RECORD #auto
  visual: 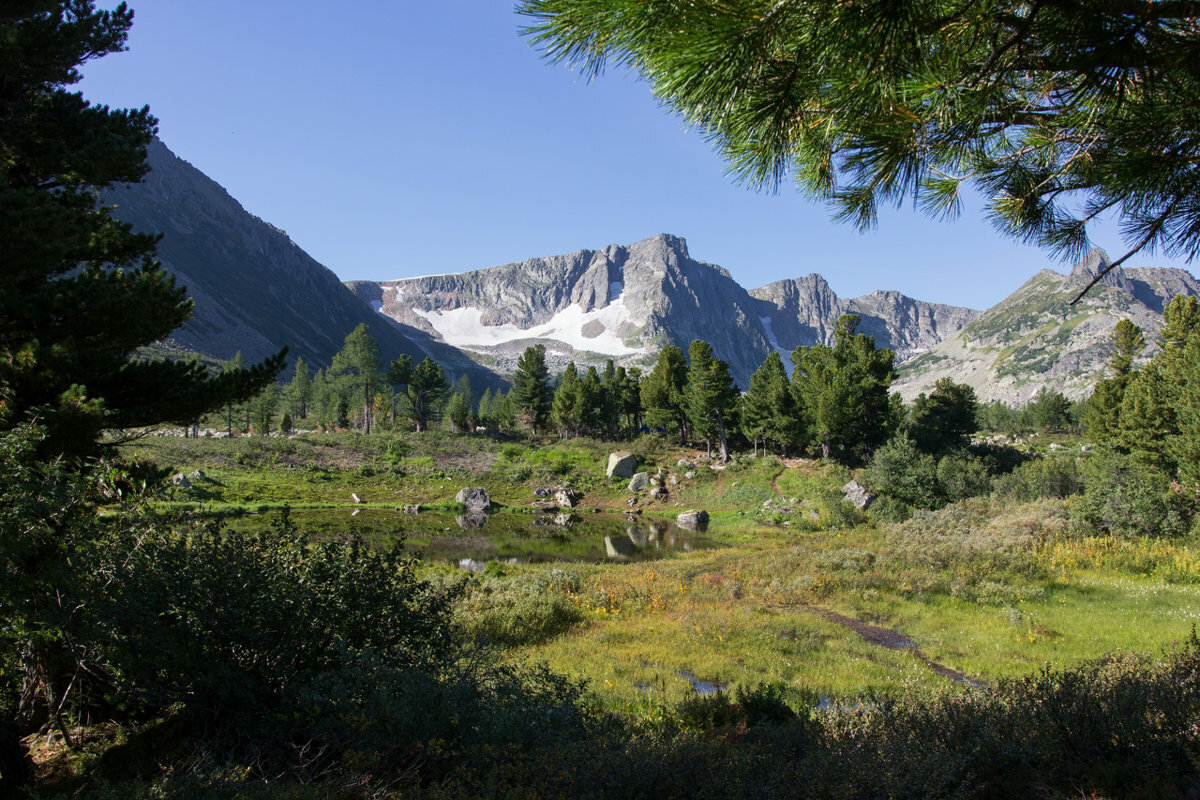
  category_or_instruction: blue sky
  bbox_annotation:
[78,1,1192,310]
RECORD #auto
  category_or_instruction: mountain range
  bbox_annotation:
[108,140,1199,404]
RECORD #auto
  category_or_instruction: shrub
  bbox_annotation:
[992,453,1083,501]
[861,433,941,508]
[1074,451,1191,537]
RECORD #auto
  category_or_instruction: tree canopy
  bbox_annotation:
[521,0,1200,298]
[0,0,284,456]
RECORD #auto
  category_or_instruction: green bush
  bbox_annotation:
[991,453,1083,501]
[1074,451,1191,537]
[861,433,941,508]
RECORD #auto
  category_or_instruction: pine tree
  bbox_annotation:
[552,362,584,437]
[791,315,895,463]
[284,357,313,421]
[907,378,978,456]
[0,2,284,457]
[511,345,552,435]
[641,345,688,444]
[742,351,802,456]
[684,340,740,462]
[581,366,603,434]
[522,0,1200,292]
[1084,320,1146,443]
[330,324,384,434]
[405,358,448,432]
[445,391,472,433]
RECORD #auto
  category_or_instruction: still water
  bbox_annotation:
[220,507,717,566]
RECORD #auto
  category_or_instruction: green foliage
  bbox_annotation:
[511,345,553,434]
[0,3,286,458]
[684,340,740,462]
[404,356,448,432]
[861,433,940,510]
[991,454,1083,502]
[552,361,585,436]
[641,344,688,444]
[742,351,803,456]
[1074,452,1190,538]
[791,314,895,464]
[906,378,977,456]
[329,324,385,433]
[457,570,586,648]
[521,0,1200,280]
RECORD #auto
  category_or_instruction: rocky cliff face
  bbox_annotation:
[352,234,776,385]
[104,139,486,381]
[749,278,979,361]
[895,248,1200,403]
[352,235,977,386]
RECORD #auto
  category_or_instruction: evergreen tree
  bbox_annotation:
[641,345,688,444]
[599,359,620,437]
[284,357,313,421]
[907,378,978,456]
[551,362,585,437]
[249,383,280,436]
[617,366,642,433]
[791,315,895,463]
[0,2,284,457]
[221,351,246,435]
[581,365,603,434]
[684,340,740,462]
[511,345,552,434]
[1084,320,1146,442]
[742,351,802,456]
[405,358,448,432]
[331,324,384,434]
[445,391,472,433]
[1025,387,1073,432]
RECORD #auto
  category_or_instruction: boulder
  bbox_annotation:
[555,488,581,508]
[628,472,650,492]
[188,469,206,482]
[607,451,638,479]
[842,480,876,510]
[170,473,191,489]
[650,487,668,501]
[455,487,491,513]
[676,509,709,531]
[402,504,420,514]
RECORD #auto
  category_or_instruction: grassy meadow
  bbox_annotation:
[119,428,1200,710]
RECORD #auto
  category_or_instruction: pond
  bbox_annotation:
[219,507,718,566]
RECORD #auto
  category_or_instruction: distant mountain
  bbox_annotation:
[350,234,978,386]
[895,249,1200,403]
[103,139,487,382]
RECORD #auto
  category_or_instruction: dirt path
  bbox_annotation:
[773,603,984,687]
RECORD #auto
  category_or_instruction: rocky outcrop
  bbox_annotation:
[455,487,491,513]
[895,248,1200,403]
[676,509,710,530]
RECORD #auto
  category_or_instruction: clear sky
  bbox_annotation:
[77,1,1193,310]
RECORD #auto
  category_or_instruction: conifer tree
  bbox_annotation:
[511,345,552,434]
[791,315,895,463]
[742,351,802,456]
[1084,320,1145,443]
[522,0,1200,294]
[331,324,384,434]
[907,378,978,456]
[552,362,584,437]
[641,345,688,444]
[405,357,448,432]
[0,2,284,457]
[285,357,313,421]
[684,340,740,462]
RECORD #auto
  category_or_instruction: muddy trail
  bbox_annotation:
[775,603,984,687]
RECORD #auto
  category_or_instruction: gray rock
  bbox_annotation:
[402,504,420,514]
[676,509,709,531]
[554,513,578,527]
[650,487,668,501]
[555,488,582,508]
[188,469,206,482]
[842,480,876,510]
[685,471,697,480]
[170,473,191,488]
[628,472,650,492]
[455,487,491,513]
[607,451,638,479]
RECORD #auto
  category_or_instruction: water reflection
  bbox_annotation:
[223,508,717,566]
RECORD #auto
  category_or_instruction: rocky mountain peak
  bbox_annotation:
[1067,248,1135,294]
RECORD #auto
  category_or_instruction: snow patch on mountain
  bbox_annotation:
[413,297,645,356]
[760,316,794,375]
